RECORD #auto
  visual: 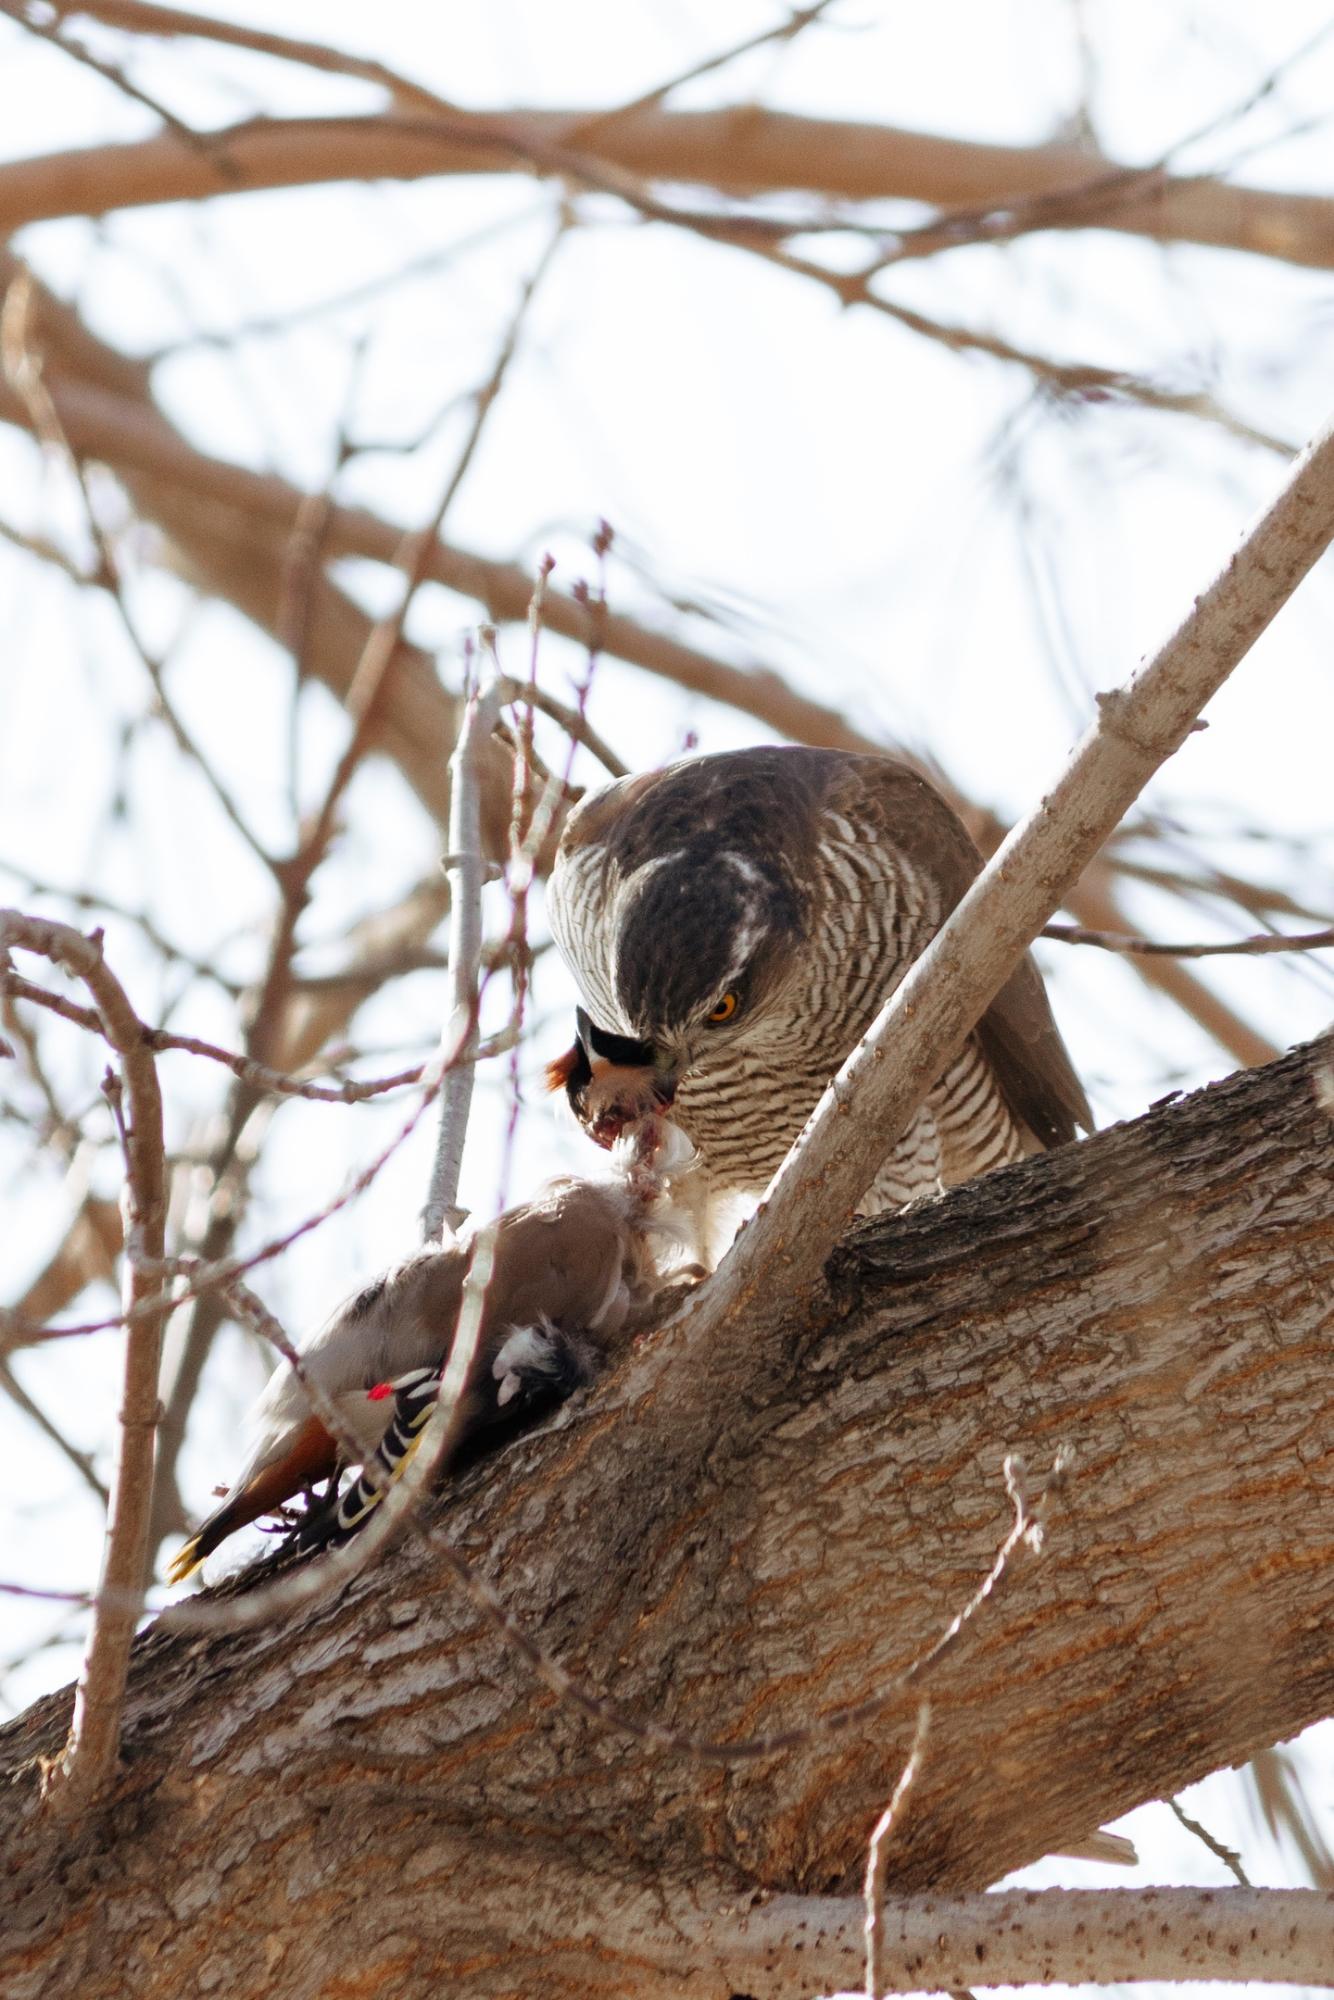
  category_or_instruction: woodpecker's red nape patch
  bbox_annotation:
[368,1381,393,1401]
[544,1046,581,1094]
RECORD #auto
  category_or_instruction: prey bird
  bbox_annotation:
[547,746,1090,1222]
[168,1159,685,1584]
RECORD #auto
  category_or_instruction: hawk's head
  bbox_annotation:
[545,753,810,1146]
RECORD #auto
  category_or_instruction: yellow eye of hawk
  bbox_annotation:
[708,991,739,1024]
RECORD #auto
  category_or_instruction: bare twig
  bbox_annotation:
[321,116,1296,452]
[0,0,236,166]
[422,675,505,1241]
[0,1356,108,1505]
[216,1276,394,1485]
[1,1061,445,1352]
[1061,867,1281,1072]
[1167,1796,1252,1886]
[1,969,431,1099]
[0,913,169,1815]
[691,406,1334,1328]
[129,236,550,1540]
[1044,920,1334,959]
[565,1,840,145]
[494,673,628,780]
[0,861,242,992]
[0,254,1296,1080]
[45,0,465,113]
[865,1702,931,2000]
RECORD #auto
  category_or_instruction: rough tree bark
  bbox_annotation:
[0,1034,1330,1997]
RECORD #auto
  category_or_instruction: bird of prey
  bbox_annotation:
[168,1172,677,1583]
[546,745,1090,1219]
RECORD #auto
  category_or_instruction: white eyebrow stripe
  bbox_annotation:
[721,912,767,993]
[604,850,689,1031]
[721,851,767,889]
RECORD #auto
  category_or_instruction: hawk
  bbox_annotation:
[168,1172,676,1582]
[546,745,1090,1218]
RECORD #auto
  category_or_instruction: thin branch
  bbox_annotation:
[46,0,466,113]
[494,673,629,780]
[0,913,168,1815]
[0,0,237,165]
[1,968,430,1099]
[865,1702,931,2000]
[1061,866,1281,1072]
[0,859,242,992]
[95,223,548,1540]
[326,116,1297,452]
[0,1356,109,1505]
[276,222,557,897]
[1167,1796,1252,1887]
[216,1277,391,1483]
[1,267,276,872]
[1,1063,442,1351]
[1044,920,1334,959]
[668,217,1293,453]
[564,1,840,145]
[422,675,504,1241]
[689,406,1334,1334]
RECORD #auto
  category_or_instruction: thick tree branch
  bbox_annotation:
[2,106,1333,270]
[631,1885,1334,1992]
[0,1038,1330,1994]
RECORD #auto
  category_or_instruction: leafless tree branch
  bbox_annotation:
[3,100,1334,272]
[630,1884,1334,1991]
[1044,919,1334,958]
[0,911,168,1814]
[422,677,504,1241]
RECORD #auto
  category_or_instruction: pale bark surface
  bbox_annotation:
[1,1035,1330,1998]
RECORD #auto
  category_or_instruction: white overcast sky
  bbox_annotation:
[0,6,1331,1992]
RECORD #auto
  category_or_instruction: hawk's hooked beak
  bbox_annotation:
[545,1006,677,1148]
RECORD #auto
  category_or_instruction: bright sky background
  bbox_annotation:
[0,5,1331,1994]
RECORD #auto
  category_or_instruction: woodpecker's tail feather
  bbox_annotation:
[166,1504,243,1584]
[167,1411,341,1584]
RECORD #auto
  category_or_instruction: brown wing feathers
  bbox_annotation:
[834,754,1092,1145]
